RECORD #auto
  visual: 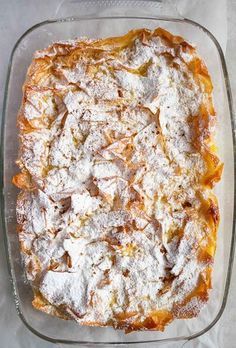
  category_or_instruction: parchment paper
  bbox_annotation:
[0,0,228,347]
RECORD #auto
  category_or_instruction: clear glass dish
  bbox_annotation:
[1,0,235,345]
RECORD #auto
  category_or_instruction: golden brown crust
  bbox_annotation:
[13,27,222,332]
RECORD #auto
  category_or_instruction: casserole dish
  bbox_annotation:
[1,0,235,345]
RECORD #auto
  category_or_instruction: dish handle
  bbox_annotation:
[54,0,183,20]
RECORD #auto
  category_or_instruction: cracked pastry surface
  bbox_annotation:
[13,27,223,332]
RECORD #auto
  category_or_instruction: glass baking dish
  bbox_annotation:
[1,0,235,345]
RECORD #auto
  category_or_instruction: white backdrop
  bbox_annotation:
[0,1,234,347]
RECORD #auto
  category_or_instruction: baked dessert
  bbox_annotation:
[13,27,223,332]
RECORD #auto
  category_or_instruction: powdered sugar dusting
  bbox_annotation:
[15,28,218,329]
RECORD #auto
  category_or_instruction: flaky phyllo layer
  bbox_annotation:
[13,28,223,332]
